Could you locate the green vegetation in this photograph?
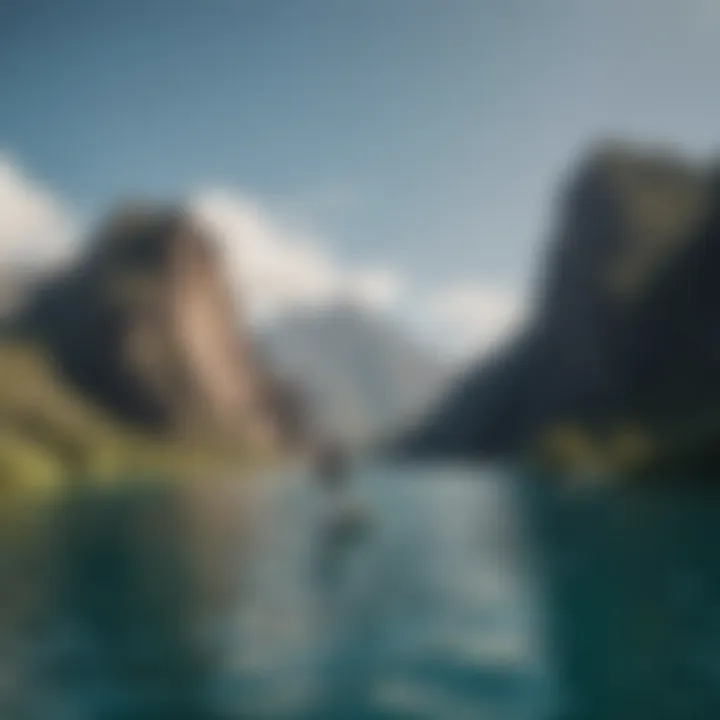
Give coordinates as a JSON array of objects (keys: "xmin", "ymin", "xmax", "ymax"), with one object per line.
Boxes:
[
  {"xmin": 533, "ymin": 413, "xmax": 720, "ymax": 480},
  {"xmin": 0, "ymin": 341, "xmax": 263, "ymax": 498},
  {"xmin": 533, "ymin": 422, "xmax": 654, "ymax": 477}
]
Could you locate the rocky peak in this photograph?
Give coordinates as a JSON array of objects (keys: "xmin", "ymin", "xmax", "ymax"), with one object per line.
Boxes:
[
  {"xmin": 544, "ymin": 143, "xmax": 710, "ymax": 315},
  {"xmin": 20, "ymin": 202, "xmax": 294, "ymax": 449}
]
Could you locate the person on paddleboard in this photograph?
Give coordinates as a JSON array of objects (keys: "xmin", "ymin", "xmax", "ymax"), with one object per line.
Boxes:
[{"xmin": 313, "ymin": 441, "xmax": 368, "ymax": 541}]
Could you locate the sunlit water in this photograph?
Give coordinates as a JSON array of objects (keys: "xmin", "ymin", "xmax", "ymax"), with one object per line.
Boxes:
[
  {"xmin": 5, "ymin": 463, "xmax": 720, "ymax": 718},
  {"xmin": 224, "ymin": 464, "xmax": 552, "ymax": 719}
]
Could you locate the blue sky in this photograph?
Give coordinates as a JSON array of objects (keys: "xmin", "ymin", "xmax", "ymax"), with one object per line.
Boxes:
[{"xmin": 1, "ymin": 0, "xmax": 720, "ymax": 354}]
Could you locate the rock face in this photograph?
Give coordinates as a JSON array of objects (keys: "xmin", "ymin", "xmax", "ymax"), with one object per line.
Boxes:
[
  {"xmin": 20, "ymin": 203, "xmax": 296, "ymax": 448},
  {"xmin": 405, "ymin": 141, "xmax": 720, "ymax": 458},
  {"xmin": 0, "ymin": 267, "xmax": 46, "ymax": 320}
]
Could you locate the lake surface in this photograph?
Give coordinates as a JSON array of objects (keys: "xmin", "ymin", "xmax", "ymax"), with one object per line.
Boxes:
[{"xmin": 4, "ymin": 463, "xmax": 720, "ymax": 718}]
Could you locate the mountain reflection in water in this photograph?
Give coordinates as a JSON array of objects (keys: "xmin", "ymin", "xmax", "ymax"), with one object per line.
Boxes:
[{"xmin": 2, "ymin": 465, "xmax": 720, "ymax": 718}]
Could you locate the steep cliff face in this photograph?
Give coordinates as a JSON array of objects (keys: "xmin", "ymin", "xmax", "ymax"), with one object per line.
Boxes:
[
  {"xmin": 20, "ymin": 203, "xmax": 294, "ymax": 448},
  {"xmin": 533, "ymin": 144, "xmax": 711, "ymax": 421},
  {"xmin": 406, "ymin": 142, "xmax": 720, "ymax": 458}
]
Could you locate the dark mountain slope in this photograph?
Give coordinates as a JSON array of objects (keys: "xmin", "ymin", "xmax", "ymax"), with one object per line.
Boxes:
[{"xmin": 404, "ymin": 141, "xmax": 720, "ymax": 463}]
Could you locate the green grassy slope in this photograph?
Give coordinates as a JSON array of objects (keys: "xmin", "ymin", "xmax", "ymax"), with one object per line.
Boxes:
[{"xmin": 0, "ymin": 341, "xmax": 263, "ymax": 495}]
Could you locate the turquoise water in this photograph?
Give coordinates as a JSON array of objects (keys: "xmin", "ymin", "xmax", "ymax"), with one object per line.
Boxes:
[
  {"xmin": 5, "ymin": 463, "xmax": 720, "ymax": 718},
  {"xmin": 224, "ymin": 464, "xmax": 553, "ymax": 718}
]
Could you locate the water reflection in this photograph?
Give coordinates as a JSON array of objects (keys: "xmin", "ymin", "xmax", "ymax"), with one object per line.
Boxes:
[
  {"xmin": 1, "ymin": 477, "xmax": 260, "ymax": 719},
  {"xmin": 56, "ymin": 483, "xmax": 240, "ymax": 718},
  {"xmin": 530, "ymin": 478, "xmax": 720, "ymax": 719},
  {"xmin": 3, "ymin": 466, "xmax": 720, "ymax": 718}
]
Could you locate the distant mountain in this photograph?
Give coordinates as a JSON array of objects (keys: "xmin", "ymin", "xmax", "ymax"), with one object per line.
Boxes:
[{"xmin": 256, "ymin": 303, "xmax": 450, "ymax": 446}]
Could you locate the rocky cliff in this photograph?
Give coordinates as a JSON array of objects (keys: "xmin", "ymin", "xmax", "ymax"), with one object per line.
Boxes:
[
  {"xmin": 405, "ymin": 141, "xmax": 720, "ymax": 461},
  {"xmin": 16, "ymin": 203, "xmax": 298, "ymax": 450}
]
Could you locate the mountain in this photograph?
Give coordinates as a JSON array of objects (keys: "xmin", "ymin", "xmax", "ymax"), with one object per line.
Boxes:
[
  {"xmin": 11, "ymin": 202, "xmax": 298, "ymax": 450},
  {"xmin": 0, "ymin": 266, "xmax": 47, "ymax": 319},
  {"xmin": 403, "ymin": 140, "xmax": 720, "ymax": 468},
  {"xmin": 256, "ymin": 302, "xmax": 449, "ymax": 446}
]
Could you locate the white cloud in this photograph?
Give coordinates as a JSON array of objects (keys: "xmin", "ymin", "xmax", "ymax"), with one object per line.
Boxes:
[
  {"xmin": 347, "ymin": 268, "xmax": 404, "ymax": 310},
  {"xmin": 0, "ymin": 157, "xmax": 524, "ymax": 361},
  {"xmin": 192, "ymin": 187, "xmax": 523, "ymax": 357},
  {"xmin": 191, "ymin": 189, "xmax": 403, "ymax": 321},
  {"xmin": 0, "ymin": 156, "xmax": 76, "ymax": 267},
  {"xmin": 425, "ymin": 284, "xmax": 525, "ymax": 359}
]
